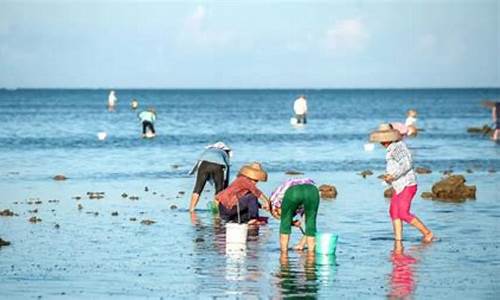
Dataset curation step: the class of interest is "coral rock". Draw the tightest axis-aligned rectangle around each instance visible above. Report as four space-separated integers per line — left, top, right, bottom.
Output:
415 167 432 174
318 184 337 199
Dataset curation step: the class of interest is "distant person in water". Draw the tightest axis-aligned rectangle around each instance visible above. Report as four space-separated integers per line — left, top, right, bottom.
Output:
131 98 139 110
370 123 434 243
270 178 320 253
138 108 157 138
189 142 232 212
389 122 417 138
215 162 271 225
492 102 500 141
293 95 308 124
107 90 117 109
405 109 417 128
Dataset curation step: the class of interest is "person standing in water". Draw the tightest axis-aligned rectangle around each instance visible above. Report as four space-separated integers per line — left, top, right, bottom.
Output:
131 98 139 110
270 178 320 252
138 107 157 138
108 90 117 109
370 123 434 243
293 95 308 124
492 102 500 141
189 142 232 212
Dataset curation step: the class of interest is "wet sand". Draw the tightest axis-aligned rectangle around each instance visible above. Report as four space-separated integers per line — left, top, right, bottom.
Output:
1 170 499 298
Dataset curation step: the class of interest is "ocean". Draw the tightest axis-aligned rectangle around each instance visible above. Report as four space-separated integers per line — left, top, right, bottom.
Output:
0 88 499 298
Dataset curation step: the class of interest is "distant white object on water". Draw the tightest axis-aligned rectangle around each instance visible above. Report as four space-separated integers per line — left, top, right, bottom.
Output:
290 117 298 125
364 143 375 152
108 90 117 107
97 132 107 140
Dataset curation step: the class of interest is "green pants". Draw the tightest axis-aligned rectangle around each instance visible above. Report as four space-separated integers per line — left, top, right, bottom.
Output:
280 184 320 236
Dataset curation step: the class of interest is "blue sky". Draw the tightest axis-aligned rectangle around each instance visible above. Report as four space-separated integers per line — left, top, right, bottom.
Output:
0 0 498 88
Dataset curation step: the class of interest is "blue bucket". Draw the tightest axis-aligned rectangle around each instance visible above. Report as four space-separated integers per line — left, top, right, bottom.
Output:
315 233 338 255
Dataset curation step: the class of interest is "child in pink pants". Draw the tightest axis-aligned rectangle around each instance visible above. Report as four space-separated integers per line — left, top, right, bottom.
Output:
370 123 434 242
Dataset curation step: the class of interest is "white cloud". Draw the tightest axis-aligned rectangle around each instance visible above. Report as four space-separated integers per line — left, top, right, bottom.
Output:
180 5 233 48
325 18 369 52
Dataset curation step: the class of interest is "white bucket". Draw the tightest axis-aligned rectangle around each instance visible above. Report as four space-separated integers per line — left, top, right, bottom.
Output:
290 117 298 125
226 223 248 245
97 132 107 141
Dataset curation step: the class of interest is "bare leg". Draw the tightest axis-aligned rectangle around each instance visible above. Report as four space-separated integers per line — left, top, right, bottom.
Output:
293 236 307 251
393 239 403 254
493 129 500 141
305 236 316 252
410 217 434 242
280 234 290 253
392 219 403 241
189 193 200 212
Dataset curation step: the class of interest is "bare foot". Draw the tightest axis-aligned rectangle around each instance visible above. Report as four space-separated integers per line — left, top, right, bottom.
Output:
293 244 304 251
423 231 435 243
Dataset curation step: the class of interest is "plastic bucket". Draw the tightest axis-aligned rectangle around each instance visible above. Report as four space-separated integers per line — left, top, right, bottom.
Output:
207 201 219 214
226 223 248 245
315 233 338 255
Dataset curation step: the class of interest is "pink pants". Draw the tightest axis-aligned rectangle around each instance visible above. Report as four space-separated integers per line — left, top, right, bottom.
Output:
390 185 417 223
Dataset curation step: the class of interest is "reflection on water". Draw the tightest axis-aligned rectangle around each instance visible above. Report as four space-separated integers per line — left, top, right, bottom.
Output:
276 252 337 298
388 241 430 300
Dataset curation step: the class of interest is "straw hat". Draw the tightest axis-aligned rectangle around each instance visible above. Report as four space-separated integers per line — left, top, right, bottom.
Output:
407 109 417 117
239 162 268 182
369 123 402 143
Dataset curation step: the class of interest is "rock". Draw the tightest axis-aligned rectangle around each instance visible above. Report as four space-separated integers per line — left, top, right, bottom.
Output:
144 186 149 192
318 184 337 199
170 205 178 210
0 209 15 217
129 217 137 221
415 167 432 174
152 192 157 195
466 169 473 174
359 170 373 178
48 199 59 203
285 170 304 175
129 196 139 200
88 192 104 200
29 216 42 223
195 237 204 243
421 192 434 199
78 204 83 210
73 196 82 200
171 164 181 169
28 209 38 213
442 170 453 175
178 191 185 195
111 211 119 216
384 187 395 198
54 224 60 229
53 175 67 181
424 175 476 202
121 193 128 198
0 238 11 247
34 201 42 205
141 219 156 225
467 125 493 136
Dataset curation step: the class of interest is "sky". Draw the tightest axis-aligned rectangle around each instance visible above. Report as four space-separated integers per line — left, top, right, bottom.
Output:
0 0 498 89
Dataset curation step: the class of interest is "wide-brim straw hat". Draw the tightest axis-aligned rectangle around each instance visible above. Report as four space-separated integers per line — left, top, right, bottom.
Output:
369 123 402 143
239 162 268 182
407 109 417 117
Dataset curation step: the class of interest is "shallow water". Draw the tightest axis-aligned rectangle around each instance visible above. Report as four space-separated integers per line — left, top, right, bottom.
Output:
1 89 499 298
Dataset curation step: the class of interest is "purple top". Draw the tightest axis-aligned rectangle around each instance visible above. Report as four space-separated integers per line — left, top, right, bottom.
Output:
270 178 315 216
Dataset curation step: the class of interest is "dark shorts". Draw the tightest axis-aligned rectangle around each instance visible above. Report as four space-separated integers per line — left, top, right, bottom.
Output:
219 193 259 223
192 161 225 195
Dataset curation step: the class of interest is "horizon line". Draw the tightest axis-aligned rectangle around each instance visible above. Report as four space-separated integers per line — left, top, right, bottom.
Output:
2 86 499 90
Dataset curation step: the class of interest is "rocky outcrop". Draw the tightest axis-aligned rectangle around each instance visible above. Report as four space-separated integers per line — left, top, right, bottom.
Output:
359 170 373 178
467 125 493 136
422 175 476 202
285 170 304 175
0 238 10 247
415 167 432 174
53 175 67 181
319 184 337 199
0 209 15 216
141 219 156 225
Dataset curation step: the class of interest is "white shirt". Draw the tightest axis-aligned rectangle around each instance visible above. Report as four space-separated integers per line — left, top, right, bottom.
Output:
405 116 417 127
108 91 117 106
293 97 307 115
386 141 417 194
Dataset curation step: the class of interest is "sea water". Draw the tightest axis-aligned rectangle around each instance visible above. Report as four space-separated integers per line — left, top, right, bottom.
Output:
0 88 499 298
